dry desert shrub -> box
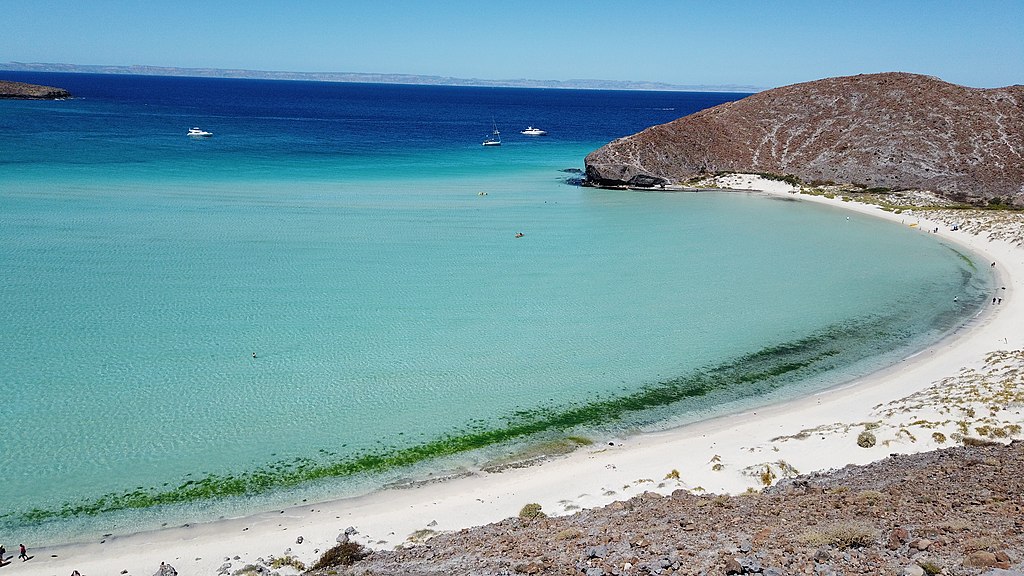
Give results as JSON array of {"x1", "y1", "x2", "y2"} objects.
[
  {"x1": 740, "y1": 460, "x2": 800, "y2": 487},
  {"x1": 554, "y1": 527, "x2": 583, "y2": 541},
  {"x1": 407, "y1": 529, "x2": 438, "y2": 543},
  {"x1": 963, "y1": 535, "x2": 1001, "y2": 551},
  {"x1": 962, "y1": 436, "x2": 1000, "y2": 447},
  {"x1": 857, "y1": 431, "x2": 877, "y2": 448},
  {"x1": 269, "y1": 555, "x2": 306, "y2": 571},
  {"x1": 854, "y1": 490, "x2": 885, "y2": 506},
  {"x1": 936, "y1": 519, "x2": 974, "y2": 533},
  {"x1": 917, "y1": 558, "x2": 943, "y2": 575},
  {"x1": 798, "y1": 520, "x2": 879, "y2": 549},
  {"x1": 518, "y1": 502, "x2": 546, "y2": 519},
  {"x1": 311, "y1": 542, "x2": 370, "y2": 569}
]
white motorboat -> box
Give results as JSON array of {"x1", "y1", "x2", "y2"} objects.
[
  {"x1": 520, "y1": 126, "x2": 547, "y2": 136},
  {"x1": 187, "y1": 127, "x2": 213, "y2": 137}
]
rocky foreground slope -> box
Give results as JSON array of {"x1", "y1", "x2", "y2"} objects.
[
  {"x1": 0, "y1": 79, "x2": 71, "y2": 99},
  {"x1": 323, "y1": 441, "x2": 1022, "y2": 576},
  {"x1": 584, "y1": 73, "x2": 1024, "y2": 205}
]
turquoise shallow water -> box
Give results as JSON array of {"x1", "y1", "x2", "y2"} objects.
[{"x1": 0, "y1": 73, "x2": 991, "y2": 543}]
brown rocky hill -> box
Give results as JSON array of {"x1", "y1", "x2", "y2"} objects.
[
  {"x1": 0, "y1": 80, "x2": 71, "y2": 99},
  {"x1": 322, "y1": 441, "x2": 1023, "y2": 575},
  {"x1": 584, "y1": 73, "x2": 1024, "y2": 205}
]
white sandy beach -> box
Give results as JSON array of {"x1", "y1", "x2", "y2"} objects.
[{"x1": 13, "y1": 176, "x2": 1024, "y2": 576}]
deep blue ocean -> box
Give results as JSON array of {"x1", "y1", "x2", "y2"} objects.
[
  {"x1": 0, "y1": 72, "x2": 991, "y2": 544},
  {"x1": 1, "y1": 72, "x2": 737, "y2": 185}
]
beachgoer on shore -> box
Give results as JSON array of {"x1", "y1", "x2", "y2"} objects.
[
  {"x1": 19, "y1": 544, "x2": 27, "y2": 561},
  {"x1": 72, "y1": 570, "x2": 82, "y2": 576},
  {"x1": 0, "y1": 544, "x2": 6, "y2": 560}
]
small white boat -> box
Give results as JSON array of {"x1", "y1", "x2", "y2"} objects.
[
  {"x1": 520, "y1": 126, "x2": 547, "y2": 136},
  {"x1": 187, "y1": 127, "x2": 213, "y2": 137},
  {"x1": 482, "y1": 122, "x2": 501, "y2": 146}
]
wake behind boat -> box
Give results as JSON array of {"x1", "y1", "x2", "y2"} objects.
[
  {"x1": 520, "y1": 126, "x2": 547, "y2": 136},
  {"x1": 187, "y1": 127, "x2": 213, "y2": 137}
]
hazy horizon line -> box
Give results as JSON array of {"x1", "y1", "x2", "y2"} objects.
[{"x1": 0, "y1": 61, "x2": 764, "y2": 93}]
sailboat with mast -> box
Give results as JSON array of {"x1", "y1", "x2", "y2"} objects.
[{"x1": 482, "y1": 120, "x2": 501, "y2": 146}]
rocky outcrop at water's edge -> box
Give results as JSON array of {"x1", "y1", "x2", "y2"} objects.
[{"x1": 0, "y1": 80, "x2": 71, "y2": 99}]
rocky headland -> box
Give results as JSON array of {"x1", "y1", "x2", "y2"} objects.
[
  {"x1": 0, "y1": 79, "x2": 71, "y2": 99},
  {"x1": 584, "y1": 73, "x2": 1024, "y2": 206}
]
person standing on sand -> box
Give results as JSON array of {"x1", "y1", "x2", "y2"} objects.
[
  {"x1": 19, "y1": 543, "x2": 28, "y2": 561},
  {"x1": 0, "y1": 544, "x2": 6, "y2": 561}
]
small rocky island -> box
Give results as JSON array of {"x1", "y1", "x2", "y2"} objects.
[
  {"x1": 584, "y1": 73, "x2": 1024, "y2": 206},
  {"x1": 0, "y1": 80, "x2": 71, "y2": 99}
]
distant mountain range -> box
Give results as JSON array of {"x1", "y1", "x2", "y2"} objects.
[{"x1": 0, "y1": 62, "x2": 761, "y2": 93}]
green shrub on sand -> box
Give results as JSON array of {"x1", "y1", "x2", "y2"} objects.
[
  {"x1": 310, "y1": 542, "x2": 369, "y2": 569},
  {"x1": 519, "y1": 502, "x2": 546, "y2": 519}
]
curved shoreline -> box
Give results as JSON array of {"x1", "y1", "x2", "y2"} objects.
[{"x1": 19, "y1": 180, "x2": 1023, "y2": 576}]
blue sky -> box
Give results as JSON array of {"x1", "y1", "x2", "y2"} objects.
[{"x1": 3, "y1": 0, "x2": 1021, "y2": 88}]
